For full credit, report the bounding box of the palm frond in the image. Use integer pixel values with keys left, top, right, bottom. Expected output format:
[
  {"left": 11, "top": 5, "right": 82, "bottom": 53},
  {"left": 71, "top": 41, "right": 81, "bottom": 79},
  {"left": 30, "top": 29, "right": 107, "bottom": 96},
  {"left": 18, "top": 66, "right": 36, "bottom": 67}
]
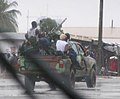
[
  {"left": 0, "top": 14, "right": 17, "bottom": 32},
  {"left": 3, "top": 1, "right": 18, "bottom": 11},
  {"left": 6, "top": 9, "right": 21, "bottom": 16},
  {"left": 0, "top": 0, "right": 21, "bottom": 32}
]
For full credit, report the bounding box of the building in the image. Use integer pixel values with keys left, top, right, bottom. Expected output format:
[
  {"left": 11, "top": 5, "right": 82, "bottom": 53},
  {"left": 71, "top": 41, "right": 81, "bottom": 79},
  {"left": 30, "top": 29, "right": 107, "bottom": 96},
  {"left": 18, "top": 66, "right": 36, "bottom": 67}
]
[
  {"left": 0, "top": 27, "right": 120, "bottom": 53},
  {"left": 63, "top": 27, "right": 120, "bottom": 74},
  {"left": 0, "top": 32, "right": 25, "bottom": 53},
  {"left": 0, "top": 32, "right": 25, "bottom": 74},
  {"left": 63, "top": 27, "right": 120, "bottom": 44},
  {"left": 63, "top": 27, "right": 120, "bottom": 55},
  {"left": 0, "top": 27, "right": 120, "bottom": 52}
]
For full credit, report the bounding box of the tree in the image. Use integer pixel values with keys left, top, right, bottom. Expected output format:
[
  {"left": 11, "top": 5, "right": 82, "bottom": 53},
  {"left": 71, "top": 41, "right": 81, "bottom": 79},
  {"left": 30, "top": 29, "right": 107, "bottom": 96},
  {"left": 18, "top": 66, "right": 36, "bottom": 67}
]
[
  {"left": 39, "top": 18, "right": 58, "bottom": 33},
  {"left": 0, "top": 0, "right": 21, "bottom": 32},
  {"left": 38, "top": 18, "right": 64, "bottom": 42}
]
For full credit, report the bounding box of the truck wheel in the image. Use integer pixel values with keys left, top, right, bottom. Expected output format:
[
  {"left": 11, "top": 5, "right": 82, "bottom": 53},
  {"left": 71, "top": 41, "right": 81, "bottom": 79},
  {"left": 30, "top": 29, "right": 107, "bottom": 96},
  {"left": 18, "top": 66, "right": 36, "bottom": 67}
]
[
  {"left": 86, "top": 68, "right": 96, "bottom": 88},
  {"left": 49, "top": 83, "right": 56, "bottom": 90},
  {"left": 67, "top": 68, "right": 75, "bottom": 89},
  {"left": 25, "top": 75, "right": 35, "bottom": 92},
  {"left": 45, "top": 78, "right": 56, "bottom": 90}
]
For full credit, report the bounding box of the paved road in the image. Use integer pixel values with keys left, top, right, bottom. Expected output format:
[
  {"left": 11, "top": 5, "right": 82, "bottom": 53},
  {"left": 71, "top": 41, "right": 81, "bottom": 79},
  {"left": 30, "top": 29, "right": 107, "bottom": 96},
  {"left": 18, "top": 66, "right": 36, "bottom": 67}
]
[
  {"left": 0, "top": 76, "right": 120, "bottom": 99},
  {"left": 76, "top": 76, "right": 120, "bottom": 99}
]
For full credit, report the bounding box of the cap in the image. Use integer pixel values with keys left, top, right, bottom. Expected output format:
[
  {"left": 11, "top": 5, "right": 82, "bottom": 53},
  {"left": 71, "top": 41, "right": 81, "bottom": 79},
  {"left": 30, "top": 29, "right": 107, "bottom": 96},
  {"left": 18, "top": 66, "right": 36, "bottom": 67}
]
[{"left": 60, "top": 34, "right": 67, "bottom": 40}]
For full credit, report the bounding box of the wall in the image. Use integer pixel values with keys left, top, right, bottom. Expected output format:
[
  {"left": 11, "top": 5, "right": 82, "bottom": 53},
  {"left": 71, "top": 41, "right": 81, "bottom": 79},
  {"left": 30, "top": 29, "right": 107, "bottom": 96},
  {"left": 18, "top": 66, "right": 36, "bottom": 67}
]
[{"left": 0, "top": 40, "right": 23, "bottom": 53}]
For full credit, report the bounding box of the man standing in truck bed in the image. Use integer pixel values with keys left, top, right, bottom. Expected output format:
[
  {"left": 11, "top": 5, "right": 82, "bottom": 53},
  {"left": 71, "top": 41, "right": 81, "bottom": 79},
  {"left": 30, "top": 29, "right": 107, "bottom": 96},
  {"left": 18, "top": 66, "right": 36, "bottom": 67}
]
[{"left": 25, "top": 21, "right": 40, "bottom": 45}]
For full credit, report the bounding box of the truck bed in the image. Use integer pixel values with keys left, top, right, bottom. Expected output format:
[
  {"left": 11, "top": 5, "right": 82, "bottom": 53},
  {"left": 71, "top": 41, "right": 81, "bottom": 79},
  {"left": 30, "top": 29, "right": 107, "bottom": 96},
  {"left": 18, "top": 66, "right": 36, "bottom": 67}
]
[{"left": 18, "top": 55, "right": 63, "bottom": 75}]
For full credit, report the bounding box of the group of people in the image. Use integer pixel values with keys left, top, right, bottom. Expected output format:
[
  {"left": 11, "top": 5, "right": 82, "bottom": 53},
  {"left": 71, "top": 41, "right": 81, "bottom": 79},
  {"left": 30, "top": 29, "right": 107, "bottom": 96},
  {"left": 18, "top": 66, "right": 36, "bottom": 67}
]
[
  {"left": 25, "top": 21, "right": 49, "bottom": 46},
  {"left": 23, "top": 21, "right": 84, "bottom": 70},
  {"left": 22, "top": 21, "right": 51, "bottom": 55}
]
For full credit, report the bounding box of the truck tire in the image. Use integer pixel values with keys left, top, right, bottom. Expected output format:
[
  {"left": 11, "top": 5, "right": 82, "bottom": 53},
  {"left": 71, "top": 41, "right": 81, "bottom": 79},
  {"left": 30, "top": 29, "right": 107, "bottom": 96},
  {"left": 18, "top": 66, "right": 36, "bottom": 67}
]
[
  {"left": 45, "top": 79, "right": 56, "bottom": 90},
  {"left": 25, "top": 75, "right": 35, "bottom": 92},
  {"left": 67, "top": 68, "right": 75, "bottom": 89},
  {"left": 49, "top": 83, "right": 56, "bottom": 90},
  {"left": 86, "top": 68, "right": 96, "bottom": 88}
]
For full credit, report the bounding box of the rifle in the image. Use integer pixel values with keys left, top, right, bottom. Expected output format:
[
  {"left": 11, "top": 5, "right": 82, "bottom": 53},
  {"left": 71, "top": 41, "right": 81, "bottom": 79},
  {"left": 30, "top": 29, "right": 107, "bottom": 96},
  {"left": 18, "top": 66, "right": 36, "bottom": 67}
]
[{"left": 47, "top": 18, "right": 67, "bottom": 42}]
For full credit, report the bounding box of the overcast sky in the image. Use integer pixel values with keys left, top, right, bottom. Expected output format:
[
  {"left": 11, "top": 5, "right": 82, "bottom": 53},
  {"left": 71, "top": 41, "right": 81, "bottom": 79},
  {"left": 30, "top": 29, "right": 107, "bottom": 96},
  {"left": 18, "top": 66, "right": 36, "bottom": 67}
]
[{"left": 14, "top": 0, "right": 120, "bottom": 33}]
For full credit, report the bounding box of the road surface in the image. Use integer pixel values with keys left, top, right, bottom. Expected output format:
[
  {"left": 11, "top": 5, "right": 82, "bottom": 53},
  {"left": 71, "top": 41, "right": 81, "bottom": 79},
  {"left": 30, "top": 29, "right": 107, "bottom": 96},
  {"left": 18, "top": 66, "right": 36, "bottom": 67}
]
[{"left": 0, "top": 76, "right": 120, "bottom": 99}]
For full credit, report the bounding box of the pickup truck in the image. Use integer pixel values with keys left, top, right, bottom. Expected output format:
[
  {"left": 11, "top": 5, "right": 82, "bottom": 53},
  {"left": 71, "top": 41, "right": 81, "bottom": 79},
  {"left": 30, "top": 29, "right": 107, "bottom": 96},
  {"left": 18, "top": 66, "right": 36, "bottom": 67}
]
[{"left": 17, "top": 41, "right": 97, "bottom": 92}]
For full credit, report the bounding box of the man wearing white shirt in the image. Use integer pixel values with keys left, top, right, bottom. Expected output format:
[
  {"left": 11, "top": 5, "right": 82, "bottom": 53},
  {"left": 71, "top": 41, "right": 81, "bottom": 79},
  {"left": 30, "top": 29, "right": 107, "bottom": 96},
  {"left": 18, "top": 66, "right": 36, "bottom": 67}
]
[
  {"left": 56, "top": 33, "right": 84, "bottom": 70},
  {"left": 25, "top": 21, "right": 40, "bottom": 44},
  {"left": 56, "top": 34, "right": 69, "bottom": 53}
]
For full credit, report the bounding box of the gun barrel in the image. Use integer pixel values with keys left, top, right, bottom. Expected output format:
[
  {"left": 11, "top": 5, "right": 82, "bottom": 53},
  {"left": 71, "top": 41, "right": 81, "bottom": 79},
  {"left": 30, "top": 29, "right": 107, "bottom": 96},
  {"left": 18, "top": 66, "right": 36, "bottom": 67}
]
[
  {"left": 60, "top": 18, "right": 67, "bottom": 25},
  {"left": 56, "top": 18, "right": 67, "bottom": 30},
  {"left": 49, "top": 18, "right": 67, "bottom": 33}
]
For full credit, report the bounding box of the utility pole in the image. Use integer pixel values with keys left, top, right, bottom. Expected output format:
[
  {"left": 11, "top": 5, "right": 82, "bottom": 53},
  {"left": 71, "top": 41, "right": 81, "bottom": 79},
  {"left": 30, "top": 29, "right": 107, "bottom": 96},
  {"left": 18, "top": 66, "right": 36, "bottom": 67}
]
[
  {"left": 27, "top": 10, "right": 29, "bottom": 31},
  {"left": 116, "top": 44, "right": 120, "bottom": 76},
  {"left": 97, "top": 0, "right": 104, "bottom": 75}
]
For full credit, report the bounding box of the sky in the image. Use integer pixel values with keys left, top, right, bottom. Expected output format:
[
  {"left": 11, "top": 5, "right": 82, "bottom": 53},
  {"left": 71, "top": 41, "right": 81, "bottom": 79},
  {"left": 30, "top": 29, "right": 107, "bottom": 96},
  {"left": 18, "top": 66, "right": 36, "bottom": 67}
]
[{"left": 13, "top": 0, "right": 120, "bottom": 33}]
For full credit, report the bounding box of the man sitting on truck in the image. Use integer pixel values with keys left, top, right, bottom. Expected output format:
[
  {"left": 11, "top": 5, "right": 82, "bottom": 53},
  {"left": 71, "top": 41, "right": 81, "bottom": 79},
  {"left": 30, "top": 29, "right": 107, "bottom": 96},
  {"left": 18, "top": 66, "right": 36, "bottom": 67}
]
[
  {"left": 56, "top": 33, "right": 70, "bottom": 53},
  {"left": 38, "top": 32, "right": 54, "bottom": 55},
  {"left": 56, "top": 33, "right": 84, "bottom": 70}
]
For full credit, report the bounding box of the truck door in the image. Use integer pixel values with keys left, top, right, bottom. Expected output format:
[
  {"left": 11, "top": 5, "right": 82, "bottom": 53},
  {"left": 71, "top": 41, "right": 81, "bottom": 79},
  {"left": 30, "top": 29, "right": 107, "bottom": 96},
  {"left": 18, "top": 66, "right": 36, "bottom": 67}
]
[
  {"left": 71, "top": 43, "right": 86, "bottom": 68},
  {"left": 76, "top": 44, "right": 86, "bottom": 68}
]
